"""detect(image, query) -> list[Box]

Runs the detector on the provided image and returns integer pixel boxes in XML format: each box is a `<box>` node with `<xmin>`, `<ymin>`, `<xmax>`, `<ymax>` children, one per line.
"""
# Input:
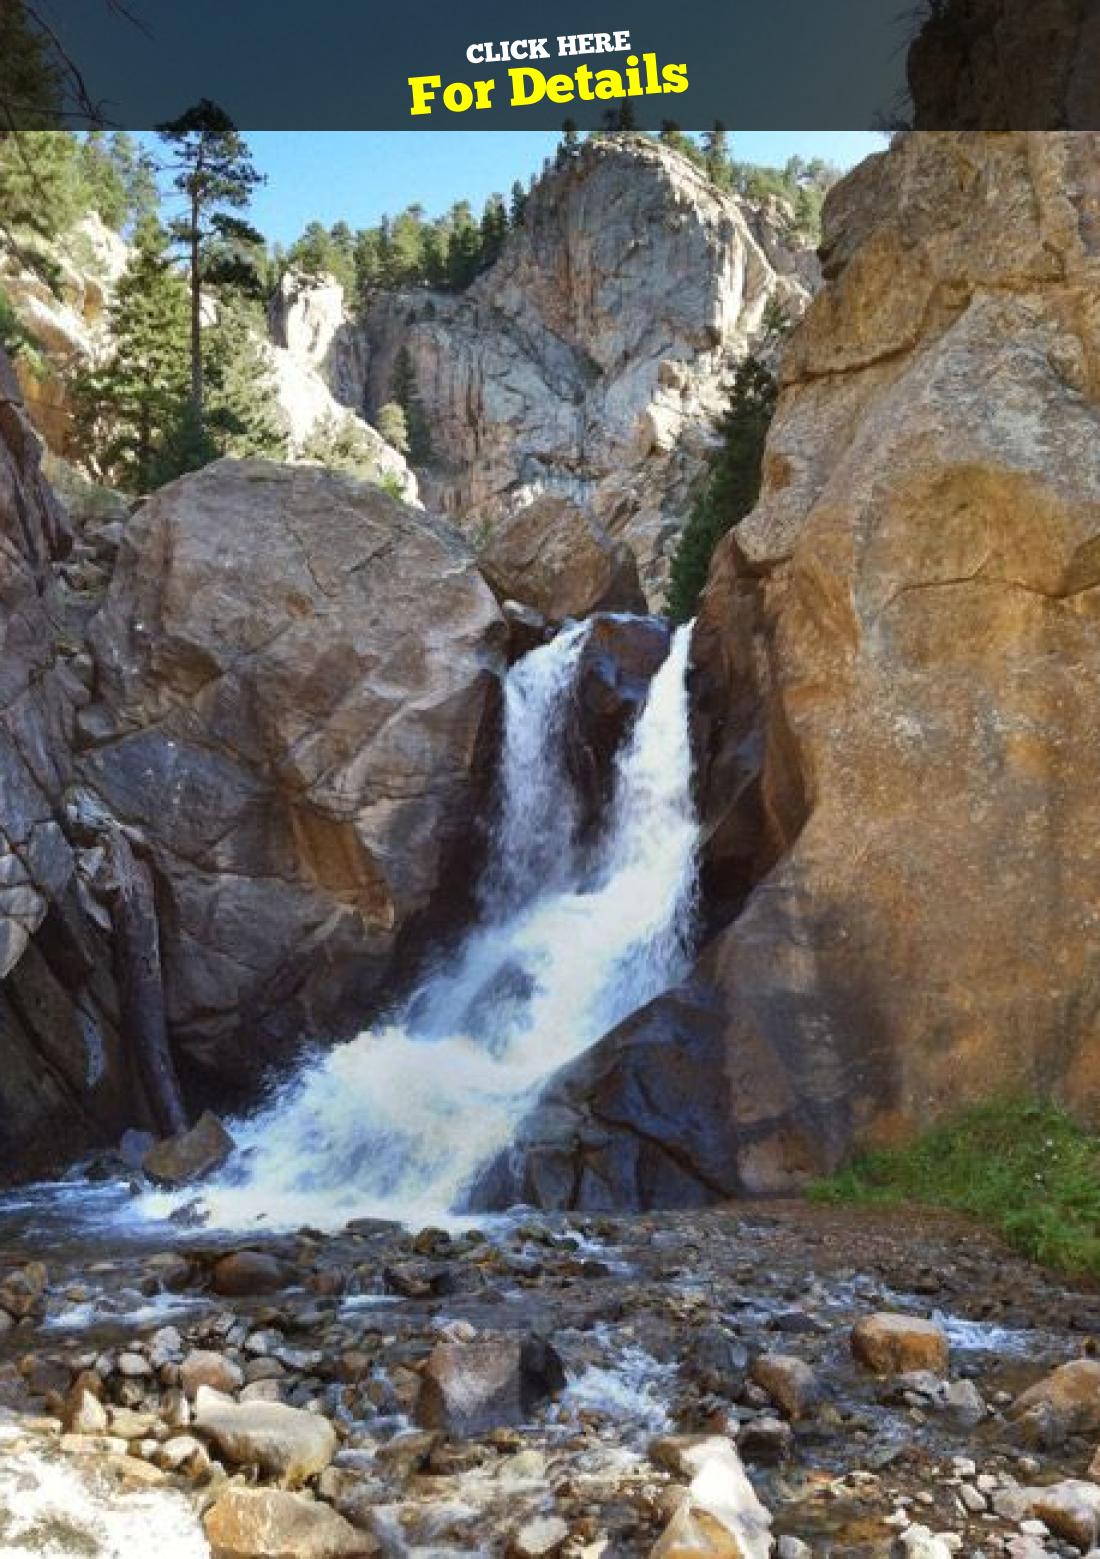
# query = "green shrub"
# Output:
<box><xmin>665</xmin><ymin>351</ymin><xmax>778</xmax><ymax>624</ymax></box>
<box><xmin>811</xmin><ymin>1098</ymin><xmax>1100</xmax><ymax>1277</ymax></box>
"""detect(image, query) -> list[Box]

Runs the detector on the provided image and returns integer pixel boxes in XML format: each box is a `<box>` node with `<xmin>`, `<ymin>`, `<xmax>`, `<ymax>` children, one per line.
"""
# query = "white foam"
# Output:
<box><xmin>136</xmin><ymin>620</ymin><xmax>699</xmax><ymax>1233</ymax></box>
<box><xmin>0</xmin><ymin>1447</ymin><xmax>208</xmax><ymax>1558</ymax></box>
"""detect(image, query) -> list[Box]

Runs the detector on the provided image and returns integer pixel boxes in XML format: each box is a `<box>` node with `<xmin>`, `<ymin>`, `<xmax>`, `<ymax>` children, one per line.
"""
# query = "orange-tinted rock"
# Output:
<box><xmin>479</xmin><ymin>495</ymin><xmax>646</xmax><ymax>623</ymax></box>
<box><xmin>1008</xmin><ymin>1359</ymin><xmax>1100</xmax><ymax>1446</ymax></box>
<box><xmin>203</xmin><ymin>1487</ymin><xmax>373</xmax><ymax>1558</ymax></box>
<box><xmin>691</xmin><ymin>132</ymin><xmax>1100</xmax><ymax>1183</ymax></box>
<box><xmin>851</xmin><ymin>1313</ymin><xmax>949</xmax><ymax>1377</ymax></box>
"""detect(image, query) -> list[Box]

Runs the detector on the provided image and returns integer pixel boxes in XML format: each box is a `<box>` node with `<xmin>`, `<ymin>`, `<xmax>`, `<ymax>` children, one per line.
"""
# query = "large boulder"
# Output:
<box><xmin>416</xmin><ymin>1335</ymin><xmax>565</xmax><ymax>1438</ymax></box>
<box><xmin>0</xmin><ymin>350</ymin><xmax>135</xmax><ymax>1175</ymax></box>
<box><xmin>685</xmin><ymin>130</ymin><xmax>1100</xmax><ymax>1184</ymax></box>
<box><xmin>81</xmin><ymin>459</ymin><xmax>506</xmax><ymax>1095</ymax></box>
<box><xmin>193</xmin><ymin>1388</ymin><xmax>338</xmax><ymax>1485</ymax></box>
<box><xmin>479</xmin><ymin>495</ymin><xmax>646</xmax><ymax>622</ymax></box>
<box><xmin>468</xmin><ymin>980</ymin><xmax>748</xmax><ymax>1212</ymax></box>
<box><xmin>202</xmin><ymin>1487</ymin><xmax>372</xmax><ymax>1559</ymax></box>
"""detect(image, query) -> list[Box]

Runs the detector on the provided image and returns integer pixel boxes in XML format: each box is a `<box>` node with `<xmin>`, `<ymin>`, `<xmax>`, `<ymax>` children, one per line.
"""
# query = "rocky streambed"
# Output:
<box><xmin>1</xmin><ymin>1198</ymin><xmax>1099</xmax><ymax>1557</ymax></box>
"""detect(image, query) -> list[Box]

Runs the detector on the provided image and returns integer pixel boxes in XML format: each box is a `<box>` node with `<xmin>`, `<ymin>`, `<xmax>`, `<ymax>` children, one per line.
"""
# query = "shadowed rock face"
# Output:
<box><xmin>564</xmin><ymin>614</ymin><xmax>673</xmax><ymax>845</ymax></box>
<box><xmin>908</xmin><ymin>0</ymin><xmax>1100</xmax><ymax>130</ymax></box>
<box><xmin>0</xmin><ymin>353</ymin><xmax>136</xmax><ymax>1176</ymax></box>
<box><xmin>80</xmin><ymin>459</ymin><xmax>507</xmax><ymax>1101</ymax></box>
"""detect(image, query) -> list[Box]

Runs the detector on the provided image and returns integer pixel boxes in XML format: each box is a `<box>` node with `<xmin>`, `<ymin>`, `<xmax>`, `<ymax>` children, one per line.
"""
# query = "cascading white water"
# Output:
<box><xmin>141</xmin><ymin>618</ymin><xmax>698</xmax><ymax>1231</ymax></box>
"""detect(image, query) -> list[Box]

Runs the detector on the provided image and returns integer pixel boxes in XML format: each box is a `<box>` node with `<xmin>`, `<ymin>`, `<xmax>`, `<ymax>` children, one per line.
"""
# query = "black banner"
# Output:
<box><xmin>10</xmin><ymin>0</ymin><xmax>1097</xmax><ymax>130</ymax></box>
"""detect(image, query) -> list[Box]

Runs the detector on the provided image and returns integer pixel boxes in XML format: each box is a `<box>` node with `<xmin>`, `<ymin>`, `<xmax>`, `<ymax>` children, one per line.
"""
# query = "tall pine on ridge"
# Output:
<box><xmin>156</xmin><ymin>101</ymin><xmax>264</xmax><ymax>420</ymax></box>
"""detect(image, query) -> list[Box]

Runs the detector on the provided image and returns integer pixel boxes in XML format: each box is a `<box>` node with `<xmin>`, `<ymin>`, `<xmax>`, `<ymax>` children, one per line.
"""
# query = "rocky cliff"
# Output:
<box><xmin>361</xmin><ymin>136</ymin><xmax>817</xmax><ymax>601</ymax></box>
<box><xmin>0</xmin><ymin>349</ymin><xmax>138</xmax><ymax>1176</ymax></box>
<box><xmin>0</xmin><ymin>212</ymin><xmax>128</xmax><ymax>452</ymax></box>
<box><xmin>908</xmin><ymin>0</ymin><xmax>1100</xmax><ymax>129</ymax></box>
<box><xmin>479</xmin><ymin>130</ymin><xmax>1100</xmax><ymax>1209</ymax></box>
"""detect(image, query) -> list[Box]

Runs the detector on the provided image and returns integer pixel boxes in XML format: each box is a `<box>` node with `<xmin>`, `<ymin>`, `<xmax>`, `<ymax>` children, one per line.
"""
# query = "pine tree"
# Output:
<box><xmin>509</xmin><ymin>179</ymin><xmax>528</xmax><ymax>228</ymax></box>
<box><xmin>0</xmin><ymin>1</ymin><xmax>64</xmax><ymax>130</ymax></box>
<box><xmin>70</xmin><ymin>218</ymin><xmax>190</xmax><ymax>493</ymax></box>
<box><xmin>391</xmin><ymin>345</ymin><xmax>430</xmax><ymax>463</ymax></box>
<box><xmin>375</xmin><ymin>401</ymin><xmax>409</xmax><ymax>455</ymax></box>
<box><xmin>478</xmin><ymin>194</ymin><xmax>507</xmax><ymax>270</ymax></box>
<box><xmin>202</xmin><ymin>297</ymin><xmax>287</xmax><ymax>460</ymax></box>
<box><xmin>702</xmin><ymin>124</ymin><xmax>733</xmax><ymax>190</ymax></box>
<box><xmin>0</xmin><ymin>130</ymin><xmax>81</xmax><ymax>249</ymax></box>
<box><xmin>156</xmin><ymin>101</ymin><xmax>264</xmax><ymax>418</ymax></box>
<box><xmin>665</xmin><ymin>351</ymin><xmax>779</xmax><ymax>624</ymax></box>
<box><xmin>301</xmin><ymin>411</ymin><xmax>393</xmax><ymax>485</ymax></box>
<box><xmin>77</xmin><ymin>131</ymin><xmax>159</xmax><ymax>233</ymax></box>
<box><xmin>446</xmin><ymin>201</ymin><xmax>481</xmax><ymax>290</ymax></box>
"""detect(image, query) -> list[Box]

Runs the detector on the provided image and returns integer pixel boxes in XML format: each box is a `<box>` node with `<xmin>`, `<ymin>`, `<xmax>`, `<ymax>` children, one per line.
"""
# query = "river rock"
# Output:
<box><xmin>510</xmin><ymin>1516</ymin><xmax>571</xmax><ymax>1558</ymax></box>
<box><xmin>1022</xmin><ymin>1481</ymin><xmax>1100</xmax><ymax>1550</ymax></box>
<box><xmin>194</xmin><ymin>1387</ymin><xmax>337</xmax><ymax>1485</ymax></box>
<box><xmin>749</xmin><ymin>1353</ymin><xmax>821</xmax><ymax>1419</ymax></box>
<box><xmin>0</xmin><ymin>1261</ymin><xmax>48</xmax><ymax>1320</ymax></box>
<box><xmin>180</xmin><ymin>1349</ymin><xmax>245</xmax><ymax>1399</ymax></box>
<box><xmin>142</xmin><ymin>1111</ymin><xmax>235</xmax><ymax>1187</ymax></box>
<box><xmin>82</xmin><ymin>458</ymin><xmax>506</xmax><ymax>1094</ymax></box>
<box><xmin>479</xmin><ymin>495</ymin><xmax>646</xmax><ymax>623</ymax></box>
<box><xmin>1008</xmin><ymin>1359</ymin><xmax>1100</xmax><ymax>1447</ymax></box>
<box><xmin>649</xmin><ymin>1436</ymin><xmax>773</xmax><ymax>1559</ymax></box>
<box><xmin>212</xmin><ymin>1250</ymin><xmax>295</xmax><ymax>1297</ymax></box>
<box><xmin>851</xmin><ymin>1314</ymin><xmax>949</xmax><ymax>1377</ymax></box>
<box><xmin>686</xmin><ymin>1326</ymin><xmax>751</xmax><ymax>1399</ymax></box>
<box><xmin>416</xmin><ymin>1336</ymin><xmax>565</xmax><ymax>1438</ymax></box>
<box><xmin>203</xmin><ymin>1486</ymin><xmax>374</xmax><ymax>1559</ymax></box>
<box><xmin>63</xmin><ymin>1386</ymin><xmax>108</xmax><ymax>1435</ymax></box>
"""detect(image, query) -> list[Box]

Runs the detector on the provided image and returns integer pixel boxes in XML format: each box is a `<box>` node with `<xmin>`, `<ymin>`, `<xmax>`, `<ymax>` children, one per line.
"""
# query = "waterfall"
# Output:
<box><xmin>142</xmin><ymin>619</ymin><xmax>699</xmax><ymax>1231</ymax></box>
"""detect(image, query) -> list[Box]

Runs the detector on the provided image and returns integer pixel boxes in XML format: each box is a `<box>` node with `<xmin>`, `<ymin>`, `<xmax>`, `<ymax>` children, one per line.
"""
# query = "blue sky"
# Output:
<box><xmin>213</xmin><ymin>132</ymin><xmax>886</xmax><ymax>248</ymax></box>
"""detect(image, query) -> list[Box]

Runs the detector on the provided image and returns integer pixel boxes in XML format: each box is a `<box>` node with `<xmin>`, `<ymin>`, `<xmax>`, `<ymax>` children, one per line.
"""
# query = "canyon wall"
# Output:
<box><xmin>0</xmin><ymin>351</ymin><xmax>138</xmax><ymax>1175</ymax></box>
<box><xmin>480</xmin><ymin>131</ymin><xmax>1100</xmax><ymax>1210</ymax></box>
<box><xmin>361</xmin><ymin>136</ymin><xmax>817</xmax><ymax>601</ymax></box>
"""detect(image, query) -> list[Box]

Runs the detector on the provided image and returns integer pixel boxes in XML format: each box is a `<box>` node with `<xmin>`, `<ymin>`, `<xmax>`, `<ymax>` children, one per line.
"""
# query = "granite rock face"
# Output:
<box><xmin>689</xmin><ymin>130</ymin><xmax>1100</xmax><ymax>1182</ymax></box>
<box><xmin>80</xmin><ymin>458</ymin><xmax>507</xmax><ymax>1096</ymax></box>
<box><xmin>0</xmin><ymin>352</ymin><xmax>135</xmax><ymax>1176</ymax></box>
<box><xmin>266</xmin><ymin>270</ymin><xmax>418</xmax><ymax>503</ymax></box>
<box><xmin>0</xmin><ymin>212</ymin><xmax>127</xmax><ymax>453</ymax></box>
<box><xmin>363</xmin><ymin>135</ymin><xmax>817</xmax><ymax>601</ymax></box>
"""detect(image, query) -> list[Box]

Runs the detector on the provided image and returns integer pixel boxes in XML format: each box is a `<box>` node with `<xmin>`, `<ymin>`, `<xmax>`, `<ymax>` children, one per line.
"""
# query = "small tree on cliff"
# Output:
<box><xmin>665</xmin><ymin>350</ymin><xmax>779</xmax><ymax>624</ymax></box>
<box><xmin>375</xmin><ymin>400</ymin><xmax>409</xmax><ymax>455</ymax></box>
<box><xmin>156</xmin><ymin>101</ymin><xmax>264</xmax><ymax>420</ymax></box>
<box><xmin>390</xmin><ymin>345</ymin><xmax>431</xmax><ymax>463</ymax></box>
<box><xmin>71</xmin><ymin>218</ymin><xmax>190</xmax><ymax>492</ymax></box>
<box><xmin>202</xmin><ymin>297</ymin><xmax>287</xmax><ymax>459</ymax></box>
